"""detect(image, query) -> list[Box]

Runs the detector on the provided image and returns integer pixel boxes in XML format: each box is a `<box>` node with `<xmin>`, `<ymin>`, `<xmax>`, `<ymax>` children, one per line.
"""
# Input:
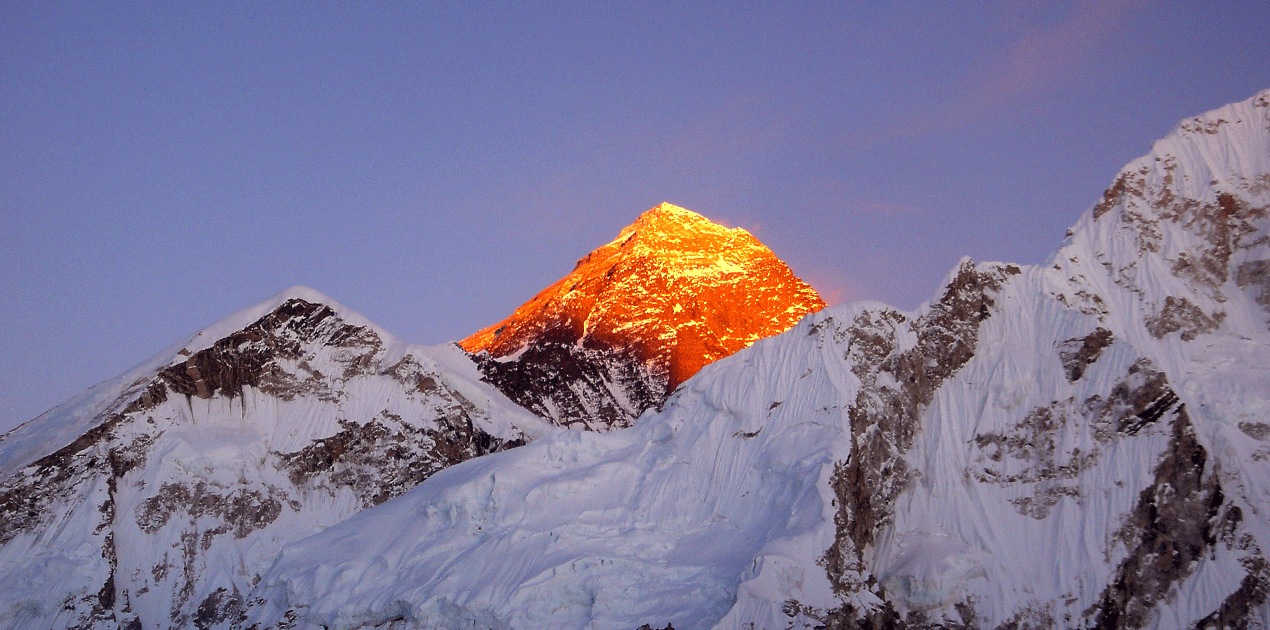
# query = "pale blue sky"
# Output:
<box><xmin>2</xmin><ymin>1</ymin><xmax>1267</xmax><ymax>432</ymax></box>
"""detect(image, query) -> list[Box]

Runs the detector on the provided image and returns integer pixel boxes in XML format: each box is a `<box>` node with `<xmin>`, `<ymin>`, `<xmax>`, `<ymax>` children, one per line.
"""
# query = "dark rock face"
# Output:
<box><xmin>1089</xmin><ymin>358</ymin><xmax>1176</xmax><ymax>438</ymax></box>
<box><xmin>820</xmin><ymin>261</ymin><xmax>1017</xmax><ymax>622</ymax></box>
<box><xmin>965</xmin><ymin>358</ymin><xmax>1181</xmax><ymax>528</ymax></box>
<box><xmin>1237</xmin><ymin>259</ymin><xmax>1270</xmax><ymax>326</ymax></box>
<box><xmin>467</xmin><ymin>329</ymin><xmax>665</xmax><ymax>431</ymax></box>
<box><xmin>277</xmin><ymin>410</ymin><xmax>522</xmax><ymax>508</ymax></box>
<box><xmin>158</xmin><ymin>299</ymin><xmax>381</xmax><ymax>402</ymax></box>
<box><xmin>1058</xmin><ymin>327</ymin><xmax>1114</xmax><ymax>382</ymax></box>
<box><xmin>1195</xmin><ymin>556</ymin><xmax>1270</xmax><ymax>630</ymax></box>
<box><xmin>194</xmin><ymin>588</ymin><xmax>245</xmax><ymax>630</ymax></box>
<box><xmin>1087</xmin><ymin>405</ymin><xmax>1222</xmax><ymax>629</ymax></box>
<box><xmin>971</xmin><ymin>401</ymin><xmax>1096</xmax><ymax>519</ymax></box>
<box><xmin>1145</xmin><ymin>296</ymin><xmax>1226</xmax><ymax>341</ymax></box>
<box><xmin>135</xmin><ymin>482</ymin><xmax>285</xmax><ymax>537</ymax></box>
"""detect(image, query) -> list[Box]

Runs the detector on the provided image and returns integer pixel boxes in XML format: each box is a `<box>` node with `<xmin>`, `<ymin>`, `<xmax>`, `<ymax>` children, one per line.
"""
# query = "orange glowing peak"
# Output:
<box><xmin>461</xmin><ymin>202</ymin><xmax>825</xmax><ymax>390</ymax></box>
<box><xmin>602</xmin><ymin>202</ymin><xmax>756</xmax><ymax>252</ymax></box>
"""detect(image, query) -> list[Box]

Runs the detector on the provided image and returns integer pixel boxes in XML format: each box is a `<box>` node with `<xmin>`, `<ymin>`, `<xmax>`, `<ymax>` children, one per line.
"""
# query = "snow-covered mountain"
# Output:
<box><xmin>237</xmin><ymin>91</ymin><xmax>1270</xmax><ymax>630</ymax></box>
<box><xmin>5</xmin><ymin>91</ymin><xmax>1269</xmax><ymax>630</ymax></box>
<box><xmin>0</xmin><ymin>205</ymin><xmax>824</xmax><ymax>630</ymax></box>
<box><xmin>0</xmin><ymin>288</ymin><xmax>548</xmax><ymax>630</ymax></box>
<box><xmin>461</xmin><ymin>202</ymin><xmax>826</xmax><ymax>430</ymax></box>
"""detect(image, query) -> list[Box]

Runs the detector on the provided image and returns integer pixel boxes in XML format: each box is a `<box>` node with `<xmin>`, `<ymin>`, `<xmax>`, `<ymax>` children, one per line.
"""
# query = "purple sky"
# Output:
<box><xmin>2</xmin><ymin>1</ymin><xmax>1267</xmax><ymax>433</ymax></box>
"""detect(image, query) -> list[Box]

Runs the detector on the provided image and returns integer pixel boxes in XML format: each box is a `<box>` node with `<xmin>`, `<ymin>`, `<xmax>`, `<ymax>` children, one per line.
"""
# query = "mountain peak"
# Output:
<box><xmin>605</xmin><ymin>202</ymin><xmax>757</xmax><ymax>257</ymax></box>
<box><xmin>629</xmin><ymin>202</ymin><xmax>715</xmax><ymax>231</ymax></box>
<box><xmin>461</xmin><ymin>203</ymin><xmax>824</xmax><ymax>428</ymax></box>
<box><xmin>172</xmin><ymin>285</ymin><xmax>395</xmax><ymax>360</ymax></box>
<box><xmin>640</xmin><ymin>201</ymin><xmax>700</xmax><ymax>220</ymax></box>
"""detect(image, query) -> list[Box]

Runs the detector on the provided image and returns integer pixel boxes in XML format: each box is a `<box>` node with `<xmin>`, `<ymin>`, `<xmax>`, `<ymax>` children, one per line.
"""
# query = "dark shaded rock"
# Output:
<box><xmin>1236</xmin><ymin>259</ymin><xmax>1270</xmax><ymax>327</ymax></box>
<box><xmin>158</xmin><ymin>299</ymin><xmax>381</xmax><ymax>402</ymax></box>
<box><xmin>1239</xmin><ymin>422</ymin><xmax>1270</xmax><ymax>441</ymax></box>
<box><xmin>1194</xmin><ymin>557</ymin><xmax>1270</xmax><ymax>630</ymax></box>
<box><xmin>1087</xmin><ymin>405</ymin><xmax>1222</xmax><ymax>629</ymax></box>
<box><xmin>135</xmin><ymin>481</ymin><xmax>284</xmax><ymax>538</ymax></box>
<box><xmin>277</xmin><ymin>409</ymin><xmax>522</xmax><ymax>508</ymax></box>
<box><xmin>971</xmin><ymin>402</ymin><xmax>1097</xmax><ymax>519</ymax></box>
<box><xmin>1086</xmin><ymin>359</ymin><xmax>1176</xmax><ymax>440</ymax></box>
<box><xmin>194</xmin><ymin>587</ymin><xmax>246</xmax><ymax>630</ymax></box>
<box><xmin>1057</xmin><ymin>328</ymin><xmax>1114</xmax><ymax>382</ymax></box>
<box><xmin>1093</xmin><ymin>172</ymin><xmax>1141</xmax><ymax>220</ymax></box>
<box><xmin>468</xmin><ymin>328</ymin><xmax>665</xmax><ymax>430</ymax></box>
<box><xmin>1144</xmin><ymin>296</ymin><xmax>1225</xmax><ymax>341</ymax></box>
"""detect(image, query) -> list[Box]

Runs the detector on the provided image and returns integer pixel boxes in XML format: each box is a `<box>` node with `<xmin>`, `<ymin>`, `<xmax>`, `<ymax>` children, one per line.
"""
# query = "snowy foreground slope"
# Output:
<box><xmin>241</xmin><ymin>91</ymin><xmax>1270</xmax><ymax>629</ymax></box>
<box><xmin>0</xmin><ymin>288</ymin><xmax>547</xmax><ymax>629</ymax></box>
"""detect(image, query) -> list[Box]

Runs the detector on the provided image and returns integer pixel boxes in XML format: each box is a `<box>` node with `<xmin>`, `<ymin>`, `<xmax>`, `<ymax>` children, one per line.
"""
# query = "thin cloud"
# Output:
<box><xmin>886</xmin><ymin>0</ymin><xmax>1147</xmax><ymax>140</ymax></box>
<box><xmin>657</xmin><ymin>90</ymin><xmax>801</xmax><ymax>173</ymax></box>
<box><xmin>961</xmin><ymin>0</ymin><xmax>1144</xmax><ymax>112</ymax></box>
<box><xmin>849</xmin><ymin>200</ymin><xmax>926</xmax><ymax>216</ymax></box>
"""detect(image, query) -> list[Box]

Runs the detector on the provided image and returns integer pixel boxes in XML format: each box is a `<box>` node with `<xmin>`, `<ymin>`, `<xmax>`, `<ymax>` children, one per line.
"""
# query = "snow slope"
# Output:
<box><xmin>0</xmin><ymin>287</ymin><xmax>548</xmax><ymax>630</ymax></box>
<box><xmin>241</xmin><ymin>91</ymin><xmax>1270</xmax><ymax>629</ymax></box>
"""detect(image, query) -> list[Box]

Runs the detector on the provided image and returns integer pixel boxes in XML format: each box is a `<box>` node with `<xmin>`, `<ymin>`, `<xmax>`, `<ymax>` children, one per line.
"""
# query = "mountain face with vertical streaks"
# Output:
<box><xmin>241</xmin><ymin>91</ymin><xmax>1270</xmax><ymax>630</ymax></box>
<box><xmin>460</xmin><ymin>202</ymin><xmax>827</xmax><ymax>430</ymax></box>
<box><xmin>7</xmin><ymin>91</ymin><xmax>1270</xmax><ymax>630</ymax></box>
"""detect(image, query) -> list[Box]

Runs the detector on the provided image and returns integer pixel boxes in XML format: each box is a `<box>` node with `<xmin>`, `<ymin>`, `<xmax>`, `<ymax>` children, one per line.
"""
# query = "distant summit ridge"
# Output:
<box><xmin>602</xmin><ymin>201</ymin><xmax>751</xmax><ymax>256</ymax></box>
<box><xmin>462</xmin><ymin>202</ymin><xmax>825</xmax><ymax>429</ymax></box>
